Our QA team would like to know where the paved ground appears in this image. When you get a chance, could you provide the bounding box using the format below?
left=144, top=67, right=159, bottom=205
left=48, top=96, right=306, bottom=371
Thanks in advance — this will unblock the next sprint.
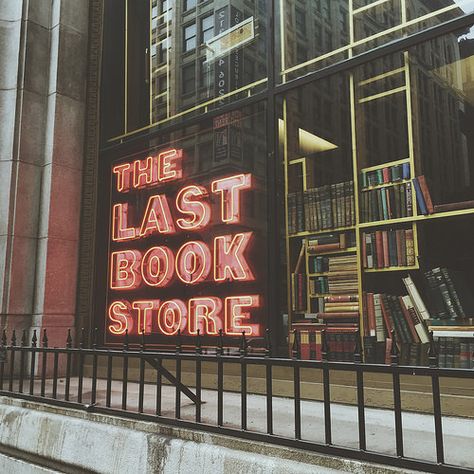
left=19, top=376, right=474, bottom=471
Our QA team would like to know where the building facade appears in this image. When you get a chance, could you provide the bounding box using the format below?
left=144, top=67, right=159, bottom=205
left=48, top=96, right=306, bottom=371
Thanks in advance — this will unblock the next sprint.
left=1, top=1, right=474, bottom=363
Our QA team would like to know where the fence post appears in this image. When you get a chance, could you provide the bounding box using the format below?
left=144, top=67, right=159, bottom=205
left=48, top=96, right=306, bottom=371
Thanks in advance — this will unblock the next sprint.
left=429, top=331, right=444, bottom=465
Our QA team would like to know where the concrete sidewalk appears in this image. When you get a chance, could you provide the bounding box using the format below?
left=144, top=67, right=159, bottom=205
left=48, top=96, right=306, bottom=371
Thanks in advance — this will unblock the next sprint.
left=20, top=376, right=474, bottom=470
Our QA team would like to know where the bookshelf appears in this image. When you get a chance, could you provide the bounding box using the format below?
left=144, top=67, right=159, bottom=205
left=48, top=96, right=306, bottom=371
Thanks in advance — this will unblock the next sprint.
left=283, top=21, right=474, bottom=366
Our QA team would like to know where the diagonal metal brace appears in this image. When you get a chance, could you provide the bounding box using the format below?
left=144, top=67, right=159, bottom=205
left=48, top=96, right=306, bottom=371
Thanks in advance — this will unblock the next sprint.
left=144, top=357, right=201, bottom=405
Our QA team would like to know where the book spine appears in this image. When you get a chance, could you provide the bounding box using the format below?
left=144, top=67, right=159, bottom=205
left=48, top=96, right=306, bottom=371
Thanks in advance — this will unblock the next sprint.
left=406, top=183, right=413, bottom=216
left=412, top=178, right=428, bottom=215
left=405, top=229, right=415, bottom=266
left=440, top=267, right=466, bottom=318
left=417, top=175, right=434, bottom=214
left=382, top=231, right=389, bottom=268
left=432, top=267, right=457, bottom=319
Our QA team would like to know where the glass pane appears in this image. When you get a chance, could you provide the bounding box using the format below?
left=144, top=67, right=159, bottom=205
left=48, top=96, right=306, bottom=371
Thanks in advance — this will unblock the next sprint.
left=278, top=26, right=474, bottom=365
left=100, top=0, right=268, bottom=141
left=278, top=0, right=474, bottom=82
left=98, top=103, right=269, bottom=346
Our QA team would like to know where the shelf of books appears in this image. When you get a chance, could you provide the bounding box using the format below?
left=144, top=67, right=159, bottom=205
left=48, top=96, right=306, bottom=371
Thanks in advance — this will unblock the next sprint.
left=284, top=49, right=474, bottom=367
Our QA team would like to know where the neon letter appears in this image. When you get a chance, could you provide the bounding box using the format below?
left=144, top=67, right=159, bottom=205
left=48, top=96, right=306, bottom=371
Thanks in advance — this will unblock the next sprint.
left=133, top=156, right=155, bottom=189
left=113, top=163, right=132, bottom=192
left=157, top=299, right=187, bottom=335
left=112, top=203, right=137, bottom=241
left=158, top=149, right=183, bottom=182
left=176, top=185, right=211, bottom=230
left=132, top=300, right=159, bottom=335
left=214, top=232, right=254, bottom=282
left=225, top=296, right=261, bottom=336
left=110, top=250, right=142, bottom=290
left=139, top=194, right=176, bottom=237
left=211, top=174, right=251, bottom=224
left=141, top=246, right=174, bottom=287
left=108, top=300, right=134, bottom=335
left=176, top=241, right=211, bottom=284
left=188, top=297, right=222, bottom=335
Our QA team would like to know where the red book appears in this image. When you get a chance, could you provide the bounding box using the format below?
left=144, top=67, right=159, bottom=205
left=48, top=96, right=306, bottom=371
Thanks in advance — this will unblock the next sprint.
left=300, top=330, right=311, bottom=359
left=382, top=167, right=390, bottom=183
left=382, top=231, right=389, bottom=267
left=398, top=296, right=419, bottom=342
left=417, top=176, right=434, bottom=214
left=375, top=231, right=384, bottom=269
left=367, top=292, right=376, bottom=336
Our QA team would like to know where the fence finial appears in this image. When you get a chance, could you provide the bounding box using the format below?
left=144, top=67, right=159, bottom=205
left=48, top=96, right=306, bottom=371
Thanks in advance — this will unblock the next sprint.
left=264, top=328, right=272, bottom=358
left=123, top=329, right=129, bottom=351
left=11, top=329, right=17, bottom=347
left=321, top=329, right=328, bottom=361
left=1, top=330, right=7, bottom=347
left=353, top=329, right=362, bottom=363
left=42, top=329, right=48, bottom=348
left=390, top=329, right=399, bottom=366
left=217, top=329, right=224, bottom=355
left=195, top=329, right=202, bottom=354
left=428, top=331, right=438, bottom=368
left=66, top=329, right=72, bottom=349
left=239, top=331, right=247, bottom=357
left=31, top=329, right=38, bottom=348
left=176, top=329, right=182, bottom=353
left=292, top=329, right=300, bottom=359
left=79, top=328, right=85, bottom=349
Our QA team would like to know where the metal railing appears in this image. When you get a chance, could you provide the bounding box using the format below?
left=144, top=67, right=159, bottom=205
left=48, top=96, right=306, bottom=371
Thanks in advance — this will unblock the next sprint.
left=0, top=328, right=472, bottom=474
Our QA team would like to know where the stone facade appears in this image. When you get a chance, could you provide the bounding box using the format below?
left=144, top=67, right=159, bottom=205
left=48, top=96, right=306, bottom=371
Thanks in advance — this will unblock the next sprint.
left=0, top=1, right=90, bottom=347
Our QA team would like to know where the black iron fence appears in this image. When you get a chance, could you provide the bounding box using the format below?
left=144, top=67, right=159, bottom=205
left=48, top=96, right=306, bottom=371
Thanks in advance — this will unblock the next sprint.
left=0, top=327, right=472, bottom=474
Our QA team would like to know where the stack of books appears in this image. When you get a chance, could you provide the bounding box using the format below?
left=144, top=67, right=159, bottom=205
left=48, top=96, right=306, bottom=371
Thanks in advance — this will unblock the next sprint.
left=363, top=275, right=431, bottom=365
left=360, top=182, right=413, bottom=222
left=360, top=162, right=410, bottom=188
left=287, top=180, right=355, bottom=234
left=438, top=337, right=474, bottom=368
left=362, top=228, right=415, bottom=269
left=423, top=267, right=474, bottom=320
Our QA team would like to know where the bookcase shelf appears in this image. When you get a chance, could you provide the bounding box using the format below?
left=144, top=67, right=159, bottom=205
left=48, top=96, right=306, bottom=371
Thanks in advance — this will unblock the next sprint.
left=289, top=226, right=355, bottom=238
left=359, top=208, right=474, bottom=229
left=283, top=34, right=474, bottom=367
left=361, top=179, right=411, bottom=192
left=364, top=265, right=419, bottom=273
left=307, top=247, right=357, bottom=256
left=360, top=158, right=410, bottom=173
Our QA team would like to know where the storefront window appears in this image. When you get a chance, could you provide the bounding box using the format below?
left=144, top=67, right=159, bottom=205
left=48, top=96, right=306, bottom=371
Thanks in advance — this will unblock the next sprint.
left=278, top=0, right=474, bottom=82
left=101, top=0, right=268, bottom=141
left=279, top=26, right=474, bottom=365
left=96, top=103, right=269, bottom=346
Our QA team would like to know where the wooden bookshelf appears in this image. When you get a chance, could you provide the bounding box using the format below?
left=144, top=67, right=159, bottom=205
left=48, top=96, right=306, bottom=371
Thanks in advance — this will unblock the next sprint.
left=282, top=21, right=474, bottom=366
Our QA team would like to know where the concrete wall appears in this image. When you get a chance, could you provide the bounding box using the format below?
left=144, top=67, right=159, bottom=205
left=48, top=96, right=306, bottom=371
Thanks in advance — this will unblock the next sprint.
left=0, top=397, right=419, bottom=474
left=0, top=0, right=89, bottom=347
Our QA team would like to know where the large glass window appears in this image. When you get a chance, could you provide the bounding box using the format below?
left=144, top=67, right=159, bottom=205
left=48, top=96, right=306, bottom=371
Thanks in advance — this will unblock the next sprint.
left=279, top=27, right=474, bottom=365
left=101, top=0, right=268, bottom=141
left=96, top=103, right=269, bottom=346
left=278, top=0, right=474, bottom=82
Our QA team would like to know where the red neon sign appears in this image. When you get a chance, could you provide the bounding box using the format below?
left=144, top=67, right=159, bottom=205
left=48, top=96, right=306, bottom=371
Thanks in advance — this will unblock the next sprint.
left=107, top=147, right=263, bottom=339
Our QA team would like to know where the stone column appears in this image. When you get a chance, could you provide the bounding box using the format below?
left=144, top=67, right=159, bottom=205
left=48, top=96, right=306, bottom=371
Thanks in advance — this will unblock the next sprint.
left=0, top=0, right=89, bottom=349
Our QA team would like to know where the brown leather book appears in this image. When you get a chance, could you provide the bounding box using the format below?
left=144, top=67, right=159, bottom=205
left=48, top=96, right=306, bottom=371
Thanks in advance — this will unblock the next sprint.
left=433, top=200, right=474, bottom=213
